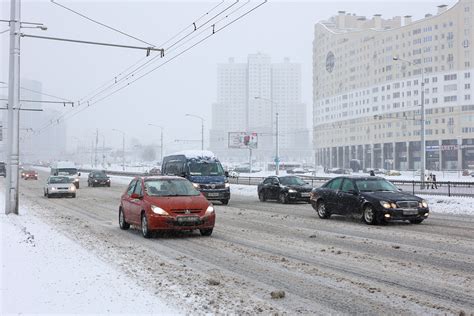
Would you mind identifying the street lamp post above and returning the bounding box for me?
[148,124,164,162]
[185,114,204,151]
[112,129,126,171]
[255,96,280,175]
[393,56,425,185]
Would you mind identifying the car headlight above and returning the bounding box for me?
[288,189,297,193]
[70,186,76,191]
[94,180,98,182]
[74,178,79,182]
[192,183,200,189]
[205,205,215,216]
[420,200,428,208]
[107,179,110,182]
[225,183,230,188]
[380,201,392,209]
[390,202,397,209]
[51,187,57,191]
[151,205,169,216]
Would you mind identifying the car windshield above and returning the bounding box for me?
[188,161,224,176]
[57,168,77,175]
[355,179,398,192]
[279,176,306,186]
[49,176,72,184]
[144,179,201,197]
[93,173,107,178]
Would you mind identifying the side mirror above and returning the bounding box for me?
[347,189,358,195]
[78,172,81,176]
[130,193,142,199]
[225,171,229,177]
[398,187,403,191]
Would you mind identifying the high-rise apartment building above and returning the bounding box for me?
[210,53,311,162]
[313,0,474,171]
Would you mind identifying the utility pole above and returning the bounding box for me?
[94,129,98,167]
[185,114,205,151]
[254,96,280,175]
[113,129,125,171]
[148,124,164,162]
[5,0,21,215]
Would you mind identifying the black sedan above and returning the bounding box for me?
[258,176,312,203]
[87,171,111,187]
[310,176,429,225]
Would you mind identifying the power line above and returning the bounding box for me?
[50,0,156,47]
[34,1,267,134]
[0,84,73,102]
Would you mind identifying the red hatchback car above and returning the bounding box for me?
[23,170,38,180]
[119,176,216,238]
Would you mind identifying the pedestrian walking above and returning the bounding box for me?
[426,173,432,189]
[369,170,375,176]
[432,173,438,189]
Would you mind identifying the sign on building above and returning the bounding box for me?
[228,132,258,149]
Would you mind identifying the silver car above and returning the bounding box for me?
[44,176,77,198]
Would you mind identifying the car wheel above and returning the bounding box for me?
[316,200,331,219]
[44,190,47,197]
[87,181,90,187]
[200,228,213,236]
[409,219,424,224]
[119,207,130,230]
[71,193,76,198]
[107,183,111,187]
[258,191,266,202]
[76,183,80,189]
[279,193,288,204]
[363,205,378,225]
[141,213,152,238]
[221,199,229,205]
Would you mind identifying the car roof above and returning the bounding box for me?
[332,175,385,180]
[142,175,187,181]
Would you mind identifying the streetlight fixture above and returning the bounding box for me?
[148,124,164,162]
[112,129,126,171]
[185,114,204,151]
[393,56,425,185]
[255,96,280,175]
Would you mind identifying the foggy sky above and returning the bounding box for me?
[0,0,457,153]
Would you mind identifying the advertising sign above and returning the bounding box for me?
[228,132,258,149]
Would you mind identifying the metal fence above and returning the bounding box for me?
[229,176,474,197]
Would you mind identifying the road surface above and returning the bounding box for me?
[5,170,474,315]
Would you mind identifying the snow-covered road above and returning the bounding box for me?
[1,171,473,314]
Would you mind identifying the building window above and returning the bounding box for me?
[466,83,471,89]
[444,96,457,102]
[466,95,471,100]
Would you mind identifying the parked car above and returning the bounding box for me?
[44,176,76,198]
[258,176,313,203]
[119,176,216,238]
[147,167,161,176]
[87,171,110,187]
[23,170,38,180]
[0,162,6,177]
[310,176,429,225]
[385,170,401,176]
[287,168,306,174]
[327,168,351,175]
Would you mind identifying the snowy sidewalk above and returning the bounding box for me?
[0,192,179,315]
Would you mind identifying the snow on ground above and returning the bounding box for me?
[230,184,474,216]
[0,192,180,315]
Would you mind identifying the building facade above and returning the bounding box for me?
[313,0,474,171]
[210,53,311,162]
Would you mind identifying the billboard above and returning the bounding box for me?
[228,132,258,149]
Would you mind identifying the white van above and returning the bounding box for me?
[50,161,81,188]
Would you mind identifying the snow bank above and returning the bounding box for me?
[0,192,179,314]
[231,184,474,216]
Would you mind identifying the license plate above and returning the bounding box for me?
[301,193,310,197]
[403,209,418,215]
[207,193,219,197]
[177,216,199,223]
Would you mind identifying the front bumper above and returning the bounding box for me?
[380,207,429,221]
[48,189,75,196]
[92,180,110,186]
[200,189,230,201]
[147,213,215,231]
[287,191,311,201]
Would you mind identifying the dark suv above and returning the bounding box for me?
[87,171,110,187]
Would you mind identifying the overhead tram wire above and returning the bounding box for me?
[50,0,156,47]
[37,1,230,129]
[76,0,240,107]
[0,84,73,103]
[34,1,267,134]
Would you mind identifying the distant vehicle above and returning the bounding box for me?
[367,168,386,175]
[310,176,429,225]
[349,159,361,172]
[385,170,401,176]
[233,166,262,173]
[23,170,38,180]
[44,176,77,198]
[147,167,161,176]
[287,168,306,174]
[327,168,351,175]
[258,176,312,204]
[228,170,239,178]
[161,150,230,205]
[51,161,81,188]
[462,169,471,176]
[0,162,6,177]
[119,176,215,238]
[87,171,110,187]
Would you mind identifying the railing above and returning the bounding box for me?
[229,176,474,197]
